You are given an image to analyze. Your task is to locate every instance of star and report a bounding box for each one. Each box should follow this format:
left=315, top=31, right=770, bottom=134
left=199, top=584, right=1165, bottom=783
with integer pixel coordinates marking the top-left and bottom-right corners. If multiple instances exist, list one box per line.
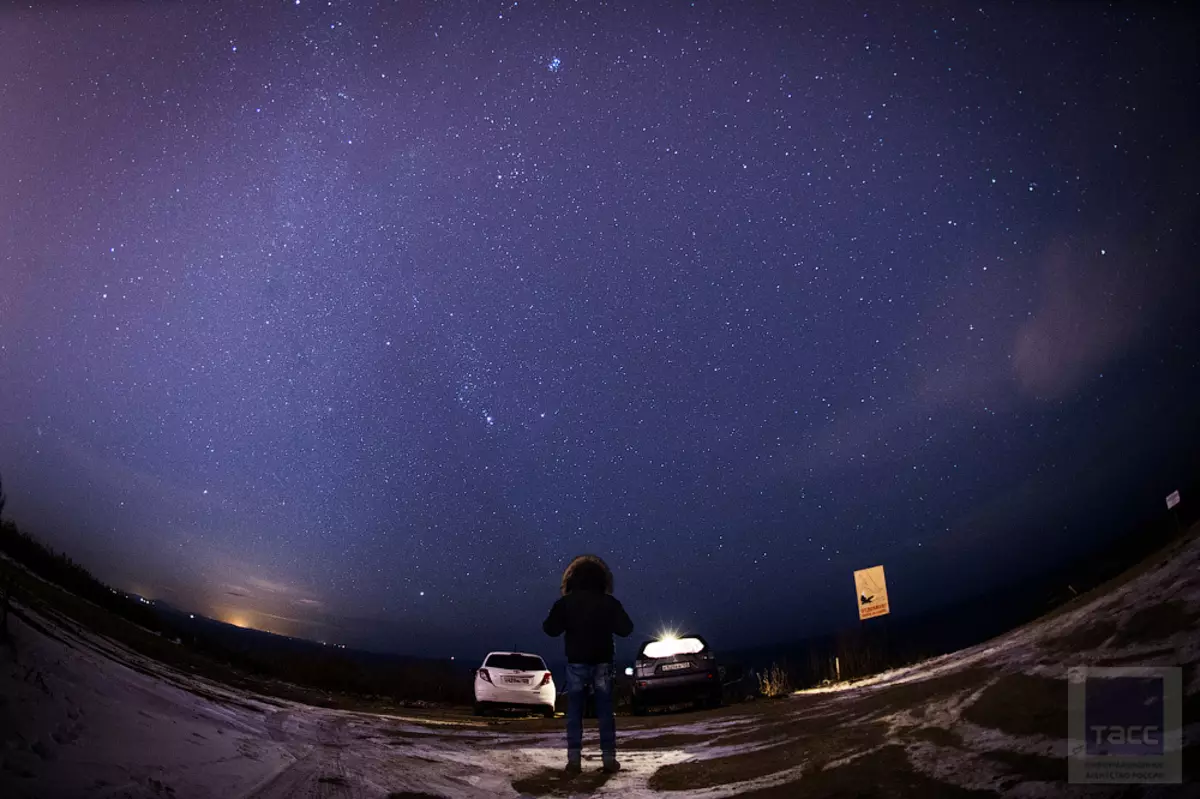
left=0, top=0, right=1194, bottom=664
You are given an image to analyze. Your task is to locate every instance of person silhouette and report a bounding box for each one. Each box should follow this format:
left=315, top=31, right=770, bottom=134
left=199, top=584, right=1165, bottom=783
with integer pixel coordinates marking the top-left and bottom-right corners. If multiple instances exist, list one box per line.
left=542, top=554, right=634, bottom=775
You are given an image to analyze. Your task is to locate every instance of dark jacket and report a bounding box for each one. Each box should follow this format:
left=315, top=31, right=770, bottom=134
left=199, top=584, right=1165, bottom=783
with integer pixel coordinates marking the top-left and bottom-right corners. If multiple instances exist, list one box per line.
left=542, top=555, right=634, bottom=665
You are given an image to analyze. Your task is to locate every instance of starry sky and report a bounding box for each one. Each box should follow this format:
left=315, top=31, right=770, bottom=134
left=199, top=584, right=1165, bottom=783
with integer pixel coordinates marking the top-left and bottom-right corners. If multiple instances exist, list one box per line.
left=1, top=1, right=1198, bottom=660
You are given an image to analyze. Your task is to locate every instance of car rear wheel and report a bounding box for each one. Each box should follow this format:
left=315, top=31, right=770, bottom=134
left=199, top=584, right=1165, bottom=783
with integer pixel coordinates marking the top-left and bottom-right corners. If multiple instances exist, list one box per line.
left=542, top=705, right=555, bottom=718
left=631, top=699, right=647, bottom=716
left=473, top=701, right=486, bottom=716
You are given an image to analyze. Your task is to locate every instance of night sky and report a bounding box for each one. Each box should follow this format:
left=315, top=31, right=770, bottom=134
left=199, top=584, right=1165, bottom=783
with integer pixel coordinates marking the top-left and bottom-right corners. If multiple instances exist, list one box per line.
left=2, top=2, right=1198, bottom=660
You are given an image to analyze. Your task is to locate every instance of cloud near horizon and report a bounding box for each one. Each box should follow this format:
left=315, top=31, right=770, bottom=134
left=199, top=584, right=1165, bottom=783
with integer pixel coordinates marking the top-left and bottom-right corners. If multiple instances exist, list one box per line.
left=213, top=566, right=325, bottom=627
left=1012, top=239, right=1161, bottom=400
left=245, top=575, right=293, bottom=595
left=792, top=236, right=1168, bottom=476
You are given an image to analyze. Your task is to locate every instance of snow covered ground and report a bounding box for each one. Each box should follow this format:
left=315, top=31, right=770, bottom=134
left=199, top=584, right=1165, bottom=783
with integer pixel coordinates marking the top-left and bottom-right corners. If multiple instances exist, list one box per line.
left=2, top=531, right=1198, bottom=798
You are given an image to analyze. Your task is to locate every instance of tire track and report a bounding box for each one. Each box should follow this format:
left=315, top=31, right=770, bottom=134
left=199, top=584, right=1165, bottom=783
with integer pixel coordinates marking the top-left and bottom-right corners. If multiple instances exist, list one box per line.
left=247, top=713, right=362, bottom=799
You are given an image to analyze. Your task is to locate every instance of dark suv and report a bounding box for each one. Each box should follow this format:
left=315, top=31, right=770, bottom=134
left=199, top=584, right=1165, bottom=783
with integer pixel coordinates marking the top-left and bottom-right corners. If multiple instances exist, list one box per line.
left=630, top=634, right=721, bottom=714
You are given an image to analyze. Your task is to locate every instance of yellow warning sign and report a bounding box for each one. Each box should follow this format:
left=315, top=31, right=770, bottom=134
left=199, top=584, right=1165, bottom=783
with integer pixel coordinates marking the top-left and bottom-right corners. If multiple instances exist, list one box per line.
left=854, top=565, right=890, bottom=620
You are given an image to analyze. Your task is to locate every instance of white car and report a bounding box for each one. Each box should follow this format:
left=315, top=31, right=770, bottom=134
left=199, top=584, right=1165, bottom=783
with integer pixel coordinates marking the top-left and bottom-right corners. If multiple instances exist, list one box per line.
left=473, top=651, right=557, bottom=717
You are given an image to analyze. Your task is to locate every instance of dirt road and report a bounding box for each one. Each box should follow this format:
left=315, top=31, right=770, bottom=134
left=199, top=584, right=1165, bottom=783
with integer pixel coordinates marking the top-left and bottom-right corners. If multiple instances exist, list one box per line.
left=3, top=532, right=1198, bottom=797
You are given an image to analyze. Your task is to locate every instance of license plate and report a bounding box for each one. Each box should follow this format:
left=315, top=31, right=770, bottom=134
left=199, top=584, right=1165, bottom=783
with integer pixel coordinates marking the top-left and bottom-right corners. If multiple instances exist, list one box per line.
left=661, top=662, right=689, bottom=672
left=504, top=676, right=528, bottom=684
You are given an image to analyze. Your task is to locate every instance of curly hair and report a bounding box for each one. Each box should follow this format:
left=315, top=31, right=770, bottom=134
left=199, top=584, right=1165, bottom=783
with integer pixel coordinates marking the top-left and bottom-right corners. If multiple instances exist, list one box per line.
left=560, top=554, right=614, bottom=595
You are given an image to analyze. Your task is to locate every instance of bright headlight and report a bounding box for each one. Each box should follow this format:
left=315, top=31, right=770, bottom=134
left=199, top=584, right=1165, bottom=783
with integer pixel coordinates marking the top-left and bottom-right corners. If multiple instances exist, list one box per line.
left=644, top=636, right=706, bottom=659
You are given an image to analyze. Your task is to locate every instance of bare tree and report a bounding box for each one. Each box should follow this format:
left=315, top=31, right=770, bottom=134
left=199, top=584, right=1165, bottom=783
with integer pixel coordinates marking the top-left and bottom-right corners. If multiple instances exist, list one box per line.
left=0, top=471, right=9, bottom=640
left=0, top=576, right=8, bottom=641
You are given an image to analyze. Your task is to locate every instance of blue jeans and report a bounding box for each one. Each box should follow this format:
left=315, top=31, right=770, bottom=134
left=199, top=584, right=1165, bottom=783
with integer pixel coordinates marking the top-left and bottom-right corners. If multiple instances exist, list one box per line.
left=565, top=662, right=615, bottom=759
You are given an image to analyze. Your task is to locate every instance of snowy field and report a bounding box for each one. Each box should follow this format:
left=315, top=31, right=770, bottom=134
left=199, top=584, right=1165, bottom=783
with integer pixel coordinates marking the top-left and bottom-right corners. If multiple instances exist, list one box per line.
left=2, top=532, right=1198, bottom=798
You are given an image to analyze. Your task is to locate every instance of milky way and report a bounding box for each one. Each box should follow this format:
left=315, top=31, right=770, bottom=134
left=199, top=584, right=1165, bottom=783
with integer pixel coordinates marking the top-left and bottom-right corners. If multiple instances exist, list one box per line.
left=1, top=2, right=1198, bottom=658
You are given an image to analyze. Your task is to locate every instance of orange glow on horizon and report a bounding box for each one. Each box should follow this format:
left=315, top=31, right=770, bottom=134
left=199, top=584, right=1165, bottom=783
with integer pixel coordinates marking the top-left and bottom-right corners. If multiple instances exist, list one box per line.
left=210, top=605, right=295, bottom=637
left=218, top=611, right=282, bottom=636
left=214, top=606, right=258, bottom=630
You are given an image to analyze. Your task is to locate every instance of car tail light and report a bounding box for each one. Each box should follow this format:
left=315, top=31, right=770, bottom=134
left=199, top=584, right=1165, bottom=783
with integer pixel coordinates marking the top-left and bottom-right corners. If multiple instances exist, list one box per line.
left=539, top=672, right=552, bottom=687
left=478, top=668, right=492, bottom=684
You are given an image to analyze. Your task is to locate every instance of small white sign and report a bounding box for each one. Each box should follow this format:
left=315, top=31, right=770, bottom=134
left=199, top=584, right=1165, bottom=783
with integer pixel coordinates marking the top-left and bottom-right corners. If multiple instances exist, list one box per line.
left=854, top=565, right=890, bottom=620
left=1166, top=490, right=1180, bottom=510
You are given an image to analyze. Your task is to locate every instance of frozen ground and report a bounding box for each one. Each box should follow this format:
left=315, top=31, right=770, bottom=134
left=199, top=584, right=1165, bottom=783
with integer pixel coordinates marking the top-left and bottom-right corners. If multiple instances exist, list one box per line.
left=1, top=531, right=1198, bottom=798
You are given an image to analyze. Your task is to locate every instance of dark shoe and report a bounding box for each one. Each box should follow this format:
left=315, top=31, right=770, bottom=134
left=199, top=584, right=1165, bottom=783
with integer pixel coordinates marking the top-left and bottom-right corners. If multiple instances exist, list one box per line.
left=564, top=759, right=582, bottom=775
left=601, top=757, right=620, bottom=774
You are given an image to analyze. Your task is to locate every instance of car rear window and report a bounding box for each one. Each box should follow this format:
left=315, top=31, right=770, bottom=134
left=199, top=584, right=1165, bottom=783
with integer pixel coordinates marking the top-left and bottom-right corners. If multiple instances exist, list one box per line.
left=485, top=654, right=546, bottom=671
left=642, top=637, right=706, bottom=659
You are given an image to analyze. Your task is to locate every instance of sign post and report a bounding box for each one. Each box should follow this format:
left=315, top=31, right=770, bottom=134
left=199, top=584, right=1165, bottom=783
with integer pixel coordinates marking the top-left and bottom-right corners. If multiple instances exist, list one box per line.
left=1166, top=490, right=1181, bottom=536
left=853, top=565, right=891, bottom=672
left=853, top=565, right=890, bottom=621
